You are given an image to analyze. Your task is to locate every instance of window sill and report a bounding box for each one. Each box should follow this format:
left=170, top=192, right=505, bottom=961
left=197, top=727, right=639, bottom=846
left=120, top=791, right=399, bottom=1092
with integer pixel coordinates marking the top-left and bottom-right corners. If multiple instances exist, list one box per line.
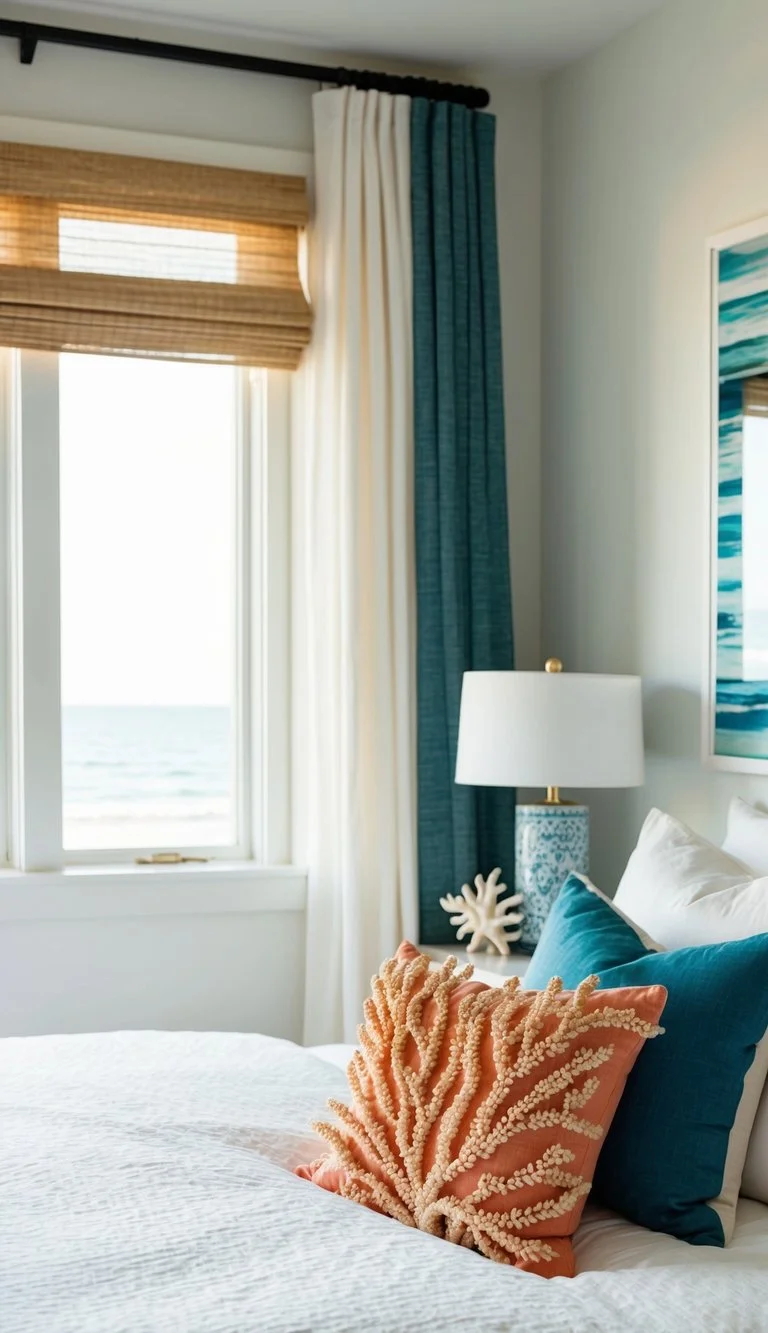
left=0, top=862, right=308, bottom=922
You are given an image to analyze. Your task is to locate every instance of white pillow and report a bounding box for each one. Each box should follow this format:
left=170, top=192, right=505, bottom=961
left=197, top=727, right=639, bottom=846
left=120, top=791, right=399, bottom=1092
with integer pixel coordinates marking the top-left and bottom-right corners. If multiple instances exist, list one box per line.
left=615, top=807, right=768, bottom=1208
left=722, top=796, right=768, bottom=875
left=614, top=807, right=768, bottom=948
left=722, top=800, right=768, bottom=1202
left=742, top=1091, right=768, bottom=1203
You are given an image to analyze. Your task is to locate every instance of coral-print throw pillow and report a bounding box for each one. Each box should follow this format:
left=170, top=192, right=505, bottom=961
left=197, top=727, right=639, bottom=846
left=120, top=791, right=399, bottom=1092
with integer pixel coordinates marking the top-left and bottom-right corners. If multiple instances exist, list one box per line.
left=297, top=942, right=666, bottom=1278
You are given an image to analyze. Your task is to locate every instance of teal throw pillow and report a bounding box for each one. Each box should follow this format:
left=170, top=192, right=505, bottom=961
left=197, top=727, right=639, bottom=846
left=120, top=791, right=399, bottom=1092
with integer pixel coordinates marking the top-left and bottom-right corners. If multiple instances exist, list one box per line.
left=526, top=872, right=768, bottom=1246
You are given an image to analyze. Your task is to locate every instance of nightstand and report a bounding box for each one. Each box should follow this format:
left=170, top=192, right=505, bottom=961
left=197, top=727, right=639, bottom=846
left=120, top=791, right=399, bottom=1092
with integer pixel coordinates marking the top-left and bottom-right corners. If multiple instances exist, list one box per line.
left=422, top=944, right=529, bottom=989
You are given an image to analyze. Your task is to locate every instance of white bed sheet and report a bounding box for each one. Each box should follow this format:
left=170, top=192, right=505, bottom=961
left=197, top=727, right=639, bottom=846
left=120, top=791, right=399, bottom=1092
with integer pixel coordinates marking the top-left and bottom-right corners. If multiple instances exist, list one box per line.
left=1, top=1030, right=766, bottom=1333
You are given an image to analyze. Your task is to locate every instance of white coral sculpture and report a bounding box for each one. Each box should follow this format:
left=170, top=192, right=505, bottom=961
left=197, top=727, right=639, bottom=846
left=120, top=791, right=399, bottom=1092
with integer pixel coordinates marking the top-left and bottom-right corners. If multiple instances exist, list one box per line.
left=439, top=867, right=523, bottom=955
left=312, top=954, right=663, bottom=1268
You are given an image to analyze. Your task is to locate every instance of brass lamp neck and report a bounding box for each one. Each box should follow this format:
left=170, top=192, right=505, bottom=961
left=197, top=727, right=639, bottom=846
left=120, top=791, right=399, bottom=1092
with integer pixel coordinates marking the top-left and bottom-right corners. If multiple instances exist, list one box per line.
left=541, top=661, right=567, bottom=803
left=543, top=660, right=564, bottom=804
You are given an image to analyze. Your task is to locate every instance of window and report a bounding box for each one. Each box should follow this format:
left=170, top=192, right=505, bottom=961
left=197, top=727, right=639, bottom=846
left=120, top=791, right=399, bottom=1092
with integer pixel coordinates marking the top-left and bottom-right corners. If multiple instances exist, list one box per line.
left=59, top=355, right=240, bottom=852
left=0, top=134, right=304, bottom=871
left=0, top=346, right=290, bottom=869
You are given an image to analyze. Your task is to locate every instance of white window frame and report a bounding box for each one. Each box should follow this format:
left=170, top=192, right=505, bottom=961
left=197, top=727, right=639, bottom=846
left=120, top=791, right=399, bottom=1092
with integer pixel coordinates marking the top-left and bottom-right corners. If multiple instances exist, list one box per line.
left=9, top=349, right=64, bottom=871
left=0, top=350, right=291, bottom=871
left=0, top=117, right=310, bottom=874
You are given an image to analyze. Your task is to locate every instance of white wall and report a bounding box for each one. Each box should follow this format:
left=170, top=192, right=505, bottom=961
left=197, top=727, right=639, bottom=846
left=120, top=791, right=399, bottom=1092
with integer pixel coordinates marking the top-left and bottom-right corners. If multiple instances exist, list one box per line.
left=0, top=872, right=307, bottom=1038
left=0, top=3, right=315, bottom=150
left=543, top=0, right=768, bottom=891
left=0, top=7, right=542, bottom=1033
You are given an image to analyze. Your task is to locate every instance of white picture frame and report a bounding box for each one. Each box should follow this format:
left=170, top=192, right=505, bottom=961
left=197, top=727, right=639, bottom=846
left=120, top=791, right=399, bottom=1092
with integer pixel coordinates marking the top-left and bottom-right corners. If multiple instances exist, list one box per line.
left=704, top=215, right=768, bottom=773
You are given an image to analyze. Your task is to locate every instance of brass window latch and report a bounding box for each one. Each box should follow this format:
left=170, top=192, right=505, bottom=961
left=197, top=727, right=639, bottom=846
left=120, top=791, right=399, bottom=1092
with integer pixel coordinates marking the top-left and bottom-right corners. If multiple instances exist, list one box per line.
left=135, top=852, right=210, bottom=865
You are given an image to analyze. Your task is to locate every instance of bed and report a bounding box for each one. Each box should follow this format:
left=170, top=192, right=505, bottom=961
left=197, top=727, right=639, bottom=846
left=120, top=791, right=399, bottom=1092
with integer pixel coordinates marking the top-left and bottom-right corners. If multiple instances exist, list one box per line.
left=1, top=1030, right=767, bottom=1332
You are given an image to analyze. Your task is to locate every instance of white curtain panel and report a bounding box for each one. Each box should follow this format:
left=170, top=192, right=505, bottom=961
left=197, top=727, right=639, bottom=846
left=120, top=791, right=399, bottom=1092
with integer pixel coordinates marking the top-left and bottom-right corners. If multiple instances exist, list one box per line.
left=295, top=88, right=419, bottom=1044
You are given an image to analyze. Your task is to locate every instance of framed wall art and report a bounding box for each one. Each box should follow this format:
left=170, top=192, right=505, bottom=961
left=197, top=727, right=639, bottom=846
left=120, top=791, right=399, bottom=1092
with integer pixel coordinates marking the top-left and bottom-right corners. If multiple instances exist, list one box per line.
left=706, top=217, right=768, bottom=771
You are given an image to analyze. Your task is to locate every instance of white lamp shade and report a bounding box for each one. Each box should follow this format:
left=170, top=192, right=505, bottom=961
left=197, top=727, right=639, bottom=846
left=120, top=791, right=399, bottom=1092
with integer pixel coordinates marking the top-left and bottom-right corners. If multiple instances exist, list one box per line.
left=455, top=670, right=644, bottom=790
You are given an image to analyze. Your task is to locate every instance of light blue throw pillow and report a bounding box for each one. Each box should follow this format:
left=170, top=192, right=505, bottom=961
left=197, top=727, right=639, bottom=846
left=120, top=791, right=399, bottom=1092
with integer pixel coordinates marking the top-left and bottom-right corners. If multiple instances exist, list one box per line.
left=526, top=872, right=768, bottom=1246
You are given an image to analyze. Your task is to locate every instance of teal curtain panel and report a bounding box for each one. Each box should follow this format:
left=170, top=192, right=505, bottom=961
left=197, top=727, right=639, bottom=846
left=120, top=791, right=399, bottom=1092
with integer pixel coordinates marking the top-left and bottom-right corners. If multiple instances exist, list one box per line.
left=411, top=99, right=515, bottom=944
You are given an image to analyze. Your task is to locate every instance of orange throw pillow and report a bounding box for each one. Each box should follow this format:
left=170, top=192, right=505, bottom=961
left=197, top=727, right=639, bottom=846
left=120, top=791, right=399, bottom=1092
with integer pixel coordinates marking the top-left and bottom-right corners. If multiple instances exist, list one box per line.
left=297, top=942, right=666, bottom=1277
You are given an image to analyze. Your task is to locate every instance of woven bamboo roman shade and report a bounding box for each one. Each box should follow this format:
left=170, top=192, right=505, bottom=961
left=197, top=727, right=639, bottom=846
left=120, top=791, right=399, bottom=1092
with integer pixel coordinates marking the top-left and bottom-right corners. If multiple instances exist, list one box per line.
left=0, top=141, right=311, bottom=368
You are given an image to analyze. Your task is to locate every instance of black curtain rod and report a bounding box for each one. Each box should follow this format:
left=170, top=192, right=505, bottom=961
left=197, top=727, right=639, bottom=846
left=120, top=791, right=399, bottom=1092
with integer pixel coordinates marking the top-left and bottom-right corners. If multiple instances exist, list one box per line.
left=0, top=17, right=489, bottom=110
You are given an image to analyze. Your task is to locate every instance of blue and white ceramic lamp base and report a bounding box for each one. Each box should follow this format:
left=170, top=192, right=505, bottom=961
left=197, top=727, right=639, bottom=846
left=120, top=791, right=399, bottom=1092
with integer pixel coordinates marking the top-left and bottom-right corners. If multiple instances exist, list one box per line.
left=516, top=804, right=589, bottom=953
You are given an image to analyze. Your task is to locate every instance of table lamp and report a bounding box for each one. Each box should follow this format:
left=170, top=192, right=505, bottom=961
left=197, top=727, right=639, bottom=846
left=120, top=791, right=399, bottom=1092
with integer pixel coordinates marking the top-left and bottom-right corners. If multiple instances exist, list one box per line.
left=455, top=659, right=644, bottom=952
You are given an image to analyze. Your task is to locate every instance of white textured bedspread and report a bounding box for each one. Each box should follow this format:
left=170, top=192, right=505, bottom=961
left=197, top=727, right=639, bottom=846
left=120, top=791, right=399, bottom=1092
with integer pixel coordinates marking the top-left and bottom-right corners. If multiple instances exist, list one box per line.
left=1, top=1030, right=767, bottom=1333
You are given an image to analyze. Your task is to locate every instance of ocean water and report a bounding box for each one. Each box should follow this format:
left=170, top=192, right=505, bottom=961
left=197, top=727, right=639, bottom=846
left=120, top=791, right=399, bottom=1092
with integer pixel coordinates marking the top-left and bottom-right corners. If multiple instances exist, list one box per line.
left=62, top=706, right=234, bottom=850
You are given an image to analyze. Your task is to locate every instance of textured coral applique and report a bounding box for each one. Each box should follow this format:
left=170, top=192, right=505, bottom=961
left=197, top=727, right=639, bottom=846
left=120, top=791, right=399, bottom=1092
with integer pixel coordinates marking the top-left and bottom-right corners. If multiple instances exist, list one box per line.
left=301, top=948, right=665, bottom=1273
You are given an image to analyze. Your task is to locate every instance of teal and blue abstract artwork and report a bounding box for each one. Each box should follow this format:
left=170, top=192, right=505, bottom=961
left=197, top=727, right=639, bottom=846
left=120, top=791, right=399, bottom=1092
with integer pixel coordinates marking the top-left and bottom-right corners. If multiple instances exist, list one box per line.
left=712, top=225, right=768, bottom=767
